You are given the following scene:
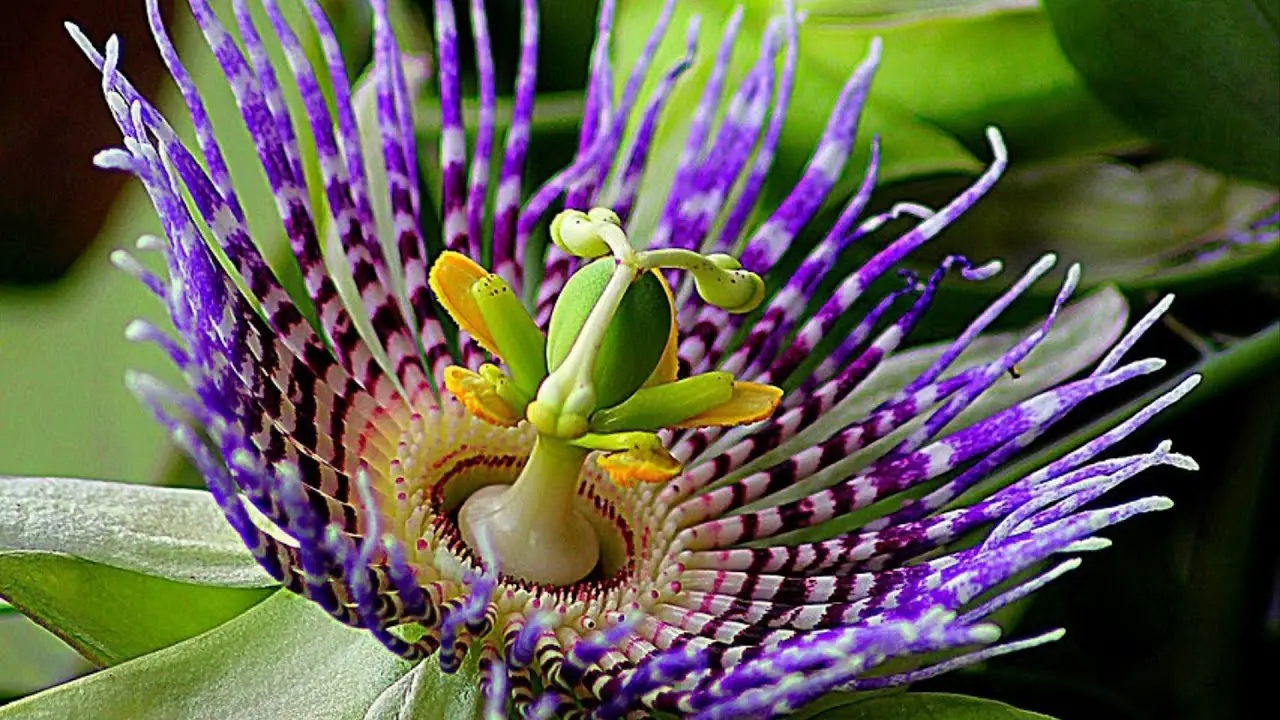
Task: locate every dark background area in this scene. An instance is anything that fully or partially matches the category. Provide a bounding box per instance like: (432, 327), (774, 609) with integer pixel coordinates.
(0, 1), (170, 283)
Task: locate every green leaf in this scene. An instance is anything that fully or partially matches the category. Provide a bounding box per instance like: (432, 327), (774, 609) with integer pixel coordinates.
(0, 552), (272, 667)
(0, 477), (277, 664)
(808, 692), (1055, 720)
(0, 477), (274, 587)
(1043, 0), (1280, 185)
(0, 612), (92, 701)
(0, 591), (410, 720)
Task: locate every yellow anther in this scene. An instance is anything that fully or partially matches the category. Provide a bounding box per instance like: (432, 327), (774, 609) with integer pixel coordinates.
(573, 431), (682, 487)
(594, 444), (682, 487)
(444, 366), (522, 427)
(671, 381), (782, 429)
(429, 251), (502, 356)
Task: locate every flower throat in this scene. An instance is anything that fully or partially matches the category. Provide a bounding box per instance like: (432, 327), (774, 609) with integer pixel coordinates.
(427, 208), (781, 585)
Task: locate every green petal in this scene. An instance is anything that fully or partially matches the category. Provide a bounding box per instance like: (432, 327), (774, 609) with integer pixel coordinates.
(807, 692), (1055, 720)
(0, 592), (410, 720)
(0, 477), (274, 587)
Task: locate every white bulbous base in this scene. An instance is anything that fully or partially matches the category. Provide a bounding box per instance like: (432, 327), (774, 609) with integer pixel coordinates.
(457, 437), (601, 586)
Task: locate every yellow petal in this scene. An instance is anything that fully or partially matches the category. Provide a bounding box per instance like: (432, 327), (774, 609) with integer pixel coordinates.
(428, 251), (501, 356)
(671, 381), (782, 428)
(444, 366), (521, 427)
(596, 445), (683, 487)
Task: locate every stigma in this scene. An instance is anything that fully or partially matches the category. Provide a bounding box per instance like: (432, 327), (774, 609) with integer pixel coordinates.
(427, 208), (781, 585)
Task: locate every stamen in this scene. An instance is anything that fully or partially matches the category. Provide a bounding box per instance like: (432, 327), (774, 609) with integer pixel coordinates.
(442, 206), (773, 586)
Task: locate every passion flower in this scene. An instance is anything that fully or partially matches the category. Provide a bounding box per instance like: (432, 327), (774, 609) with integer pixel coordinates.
(65, 0), (1198, 716)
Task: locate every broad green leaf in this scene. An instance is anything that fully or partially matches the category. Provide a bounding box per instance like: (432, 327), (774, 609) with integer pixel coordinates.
(0, 591), (410, 720)
(0, 552), (271, 666)
(809, 692), (1055, 720)
(1044, 0), (1280, 185)
(0, 477), (273, 587)
(0, 477), (276, 665)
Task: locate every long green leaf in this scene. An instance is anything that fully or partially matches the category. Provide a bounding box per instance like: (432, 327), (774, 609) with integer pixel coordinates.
(0, 477), (273, 587)
(0, 552), (271, 666)
(0, 592), (409, 720)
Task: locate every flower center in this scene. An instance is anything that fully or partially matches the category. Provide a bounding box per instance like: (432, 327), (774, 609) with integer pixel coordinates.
(370, 403), (636, 592)
(427, 207), (782, 586)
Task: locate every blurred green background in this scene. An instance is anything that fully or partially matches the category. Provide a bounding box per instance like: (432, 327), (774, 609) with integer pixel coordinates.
(1, 0), (1277, 717)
